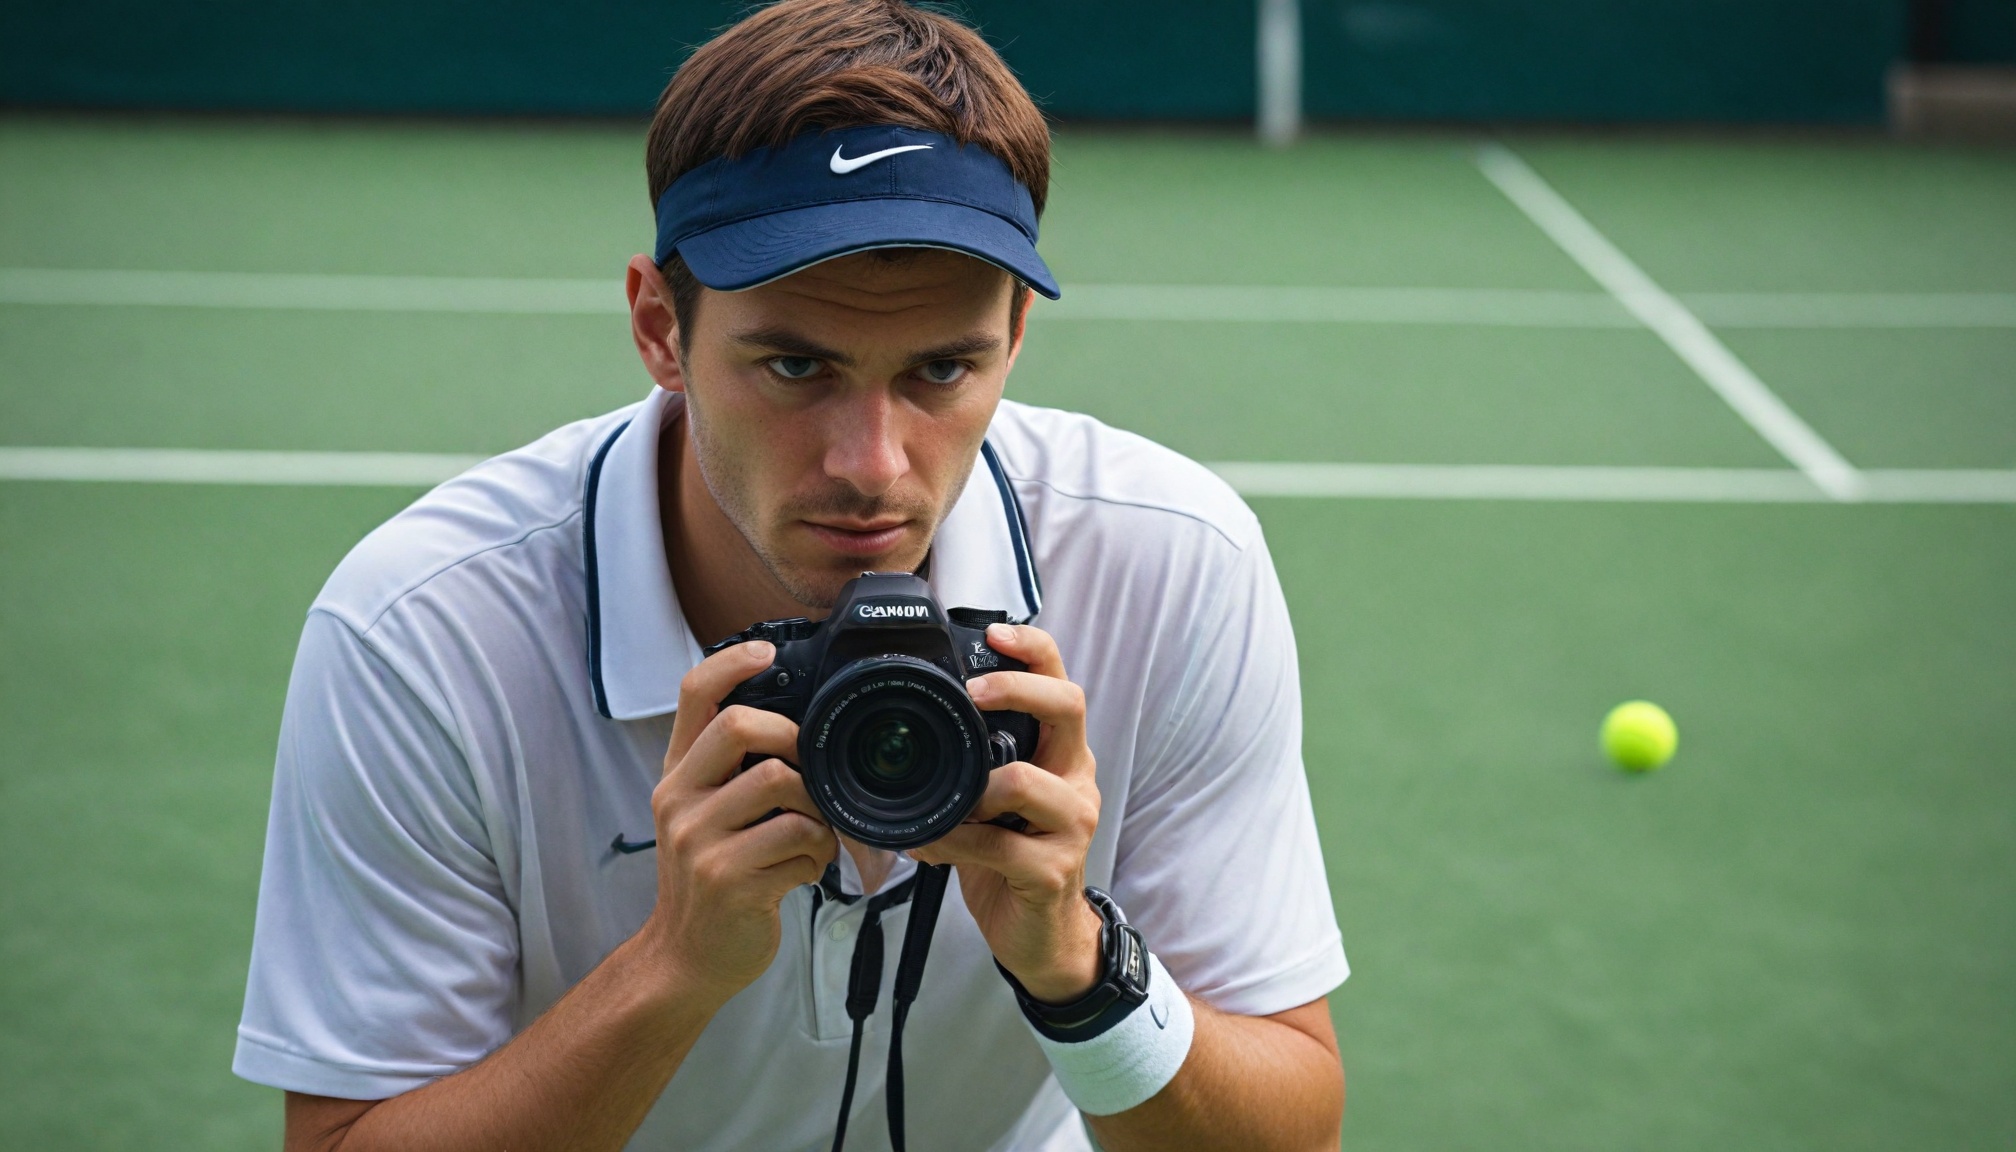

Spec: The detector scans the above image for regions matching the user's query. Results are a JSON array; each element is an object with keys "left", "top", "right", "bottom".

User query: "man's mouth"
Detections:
[{"left": 802, "top": 519, "right": 911, "bottom": 557}]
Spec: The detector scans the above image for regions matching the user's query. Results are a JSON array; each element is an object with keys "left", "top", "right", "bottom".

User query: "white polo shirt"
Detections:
[{"left": 235, "top": 387, "right": 1348, "bottom": 1151}]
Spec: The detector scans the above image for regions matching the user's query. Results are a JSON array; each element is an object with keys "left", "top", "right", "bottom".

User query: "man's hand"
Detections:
[
  {"left": 913, "top": 627, "right": 1345, "bottom": 1152},
  {"left": 639, "top": 640, "right": 840, "bottom": 1006},
  {"left": 912, "top": 623, "right": 1104, "bottom": 1004}
]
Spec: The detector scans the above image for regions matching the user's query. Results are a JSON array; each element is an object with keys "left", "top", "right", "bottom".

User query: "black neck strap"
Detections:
[{"left": 823, "top": 862, "right": 952, "bottom": 1152}]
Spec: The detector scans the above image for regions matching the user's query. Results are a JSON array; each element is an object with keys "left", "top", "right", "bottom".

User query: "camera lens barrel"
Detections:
[{"left": 798, "top": 655, "right": 992, "bottom": 850}]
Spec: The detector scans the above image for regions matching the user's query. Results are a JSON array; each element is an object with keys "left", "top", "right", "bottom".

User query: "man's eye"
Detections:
[
  {"left": 919, "top": 360, "right": 968, "bottom": 385},
  {"left": 768, "top": 356, "right": 821, "bottom": 380}
]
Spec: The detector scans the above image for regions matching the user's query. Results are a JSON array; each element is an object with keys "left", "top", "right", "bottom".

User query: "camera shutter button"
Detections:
[{"left": 771, "top": 618, "right": 817, "bottom": 642}]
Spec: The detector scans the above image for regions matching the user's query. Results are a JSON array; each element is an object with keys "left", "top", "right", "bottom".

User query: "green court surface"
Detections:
[{"left": 3, "top": 115, "right": 2014, "bottom": 1149}]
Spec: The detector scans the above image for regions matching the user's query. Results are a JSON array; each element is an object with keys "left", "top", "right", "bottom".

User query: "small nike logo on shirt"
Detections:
[{"left": 829, "top": 144, "right": 934, "bottom": 174}]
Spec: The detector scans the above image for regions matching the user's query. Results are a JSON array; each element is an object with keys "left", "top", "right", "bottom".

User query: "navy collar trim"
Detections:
[
  {"left": 583, "top": 426, "right": 1041, "bottom": 721},
  {"left": 582, "top": 418, "right": 630, "bottom": 720},
  {"left": 981, "top": 440, "right": 1042, "bottom": 621}
]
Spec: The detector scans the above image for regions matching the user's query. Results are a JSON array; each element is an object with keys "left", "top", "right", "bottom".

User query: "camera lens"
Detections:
[
  {"left": 850, "top": 712, "right": 939, "bottom": 799},
  {"left": 799, "top": 655, "right": 992, "bottom": 850}
]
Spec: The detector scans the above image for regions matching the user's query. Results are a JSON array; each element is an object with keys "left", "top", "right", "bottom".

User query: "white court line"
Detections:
[
  {"left": 0, "top": 268, "right": 621, "bottom": 313},
  {"left": 5, "top": 267, "right": 2014, "bottom": 329},
  {"left": 1213, "top": 462, "right": 1826, "bottom": 502},
  {"left": 4, "top": 447, "right": 2012, "bottom": 503},
  {"left": 0, "top": 447, "right": 484, "bottom": 486},
  {"left": 1045, "top": 284, "right": 1632, "bottom": 326},
  {"left": 1210, "top": 462, "right": 2016, "bottom": 503},
  {"left": 1474, "top": 144, "right": 1867, "bottom": 503},
  {"left": 1686, "top": 291, "right": 2016, "bottom": 329},
  {"left": 1054, "top": 286, "right": 2016, "bottom": 327}
]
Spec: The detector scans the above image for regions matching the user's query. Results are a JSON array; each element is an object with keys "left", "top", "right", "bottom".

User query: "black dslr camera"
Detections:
[{"left": 707, "top": 572, "right": 1039, "bottom": 850}]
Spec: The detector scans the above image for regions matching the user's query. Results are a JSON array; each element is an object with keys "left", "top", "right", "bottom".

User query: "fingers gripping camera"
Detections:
[{"left": 707, "top": 572, "right": 1041, "bottom": 850}]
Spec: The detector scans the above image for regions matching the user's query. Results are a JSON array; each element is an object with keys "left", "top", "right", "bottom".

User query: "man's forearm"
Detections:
[
  {"left": 286, "top": 933, "right": 722, "bottom": 1152},
  {"left": 1085, "top": 998, "right": 1344, "bottom": 1152}
]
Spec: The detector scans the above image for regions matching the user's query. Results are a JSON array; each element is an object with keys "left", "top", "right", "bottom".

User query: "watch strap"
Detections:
[{"left": 999, "top": 887, "right": 1152, "bottom": 1042}]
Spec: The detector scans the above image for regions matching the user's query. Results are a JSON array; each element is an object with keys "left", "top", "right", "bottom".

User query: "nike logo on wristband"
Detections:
[
  {"left": 829, "top": 144, "right": 934, "bottom": 174},
  {"left": 1150, "top": 1002, "right": 1169, "bottom": 1030}
]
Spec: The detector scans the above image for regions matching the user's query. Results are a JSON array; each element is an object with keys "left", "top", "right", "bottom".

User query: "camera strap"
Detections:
[
  {"left": 825, "top": 862, "right": 953, "bottom": 1152},
  {"left": 886, "top": 862, "right": 950, "bottom": 1151}
]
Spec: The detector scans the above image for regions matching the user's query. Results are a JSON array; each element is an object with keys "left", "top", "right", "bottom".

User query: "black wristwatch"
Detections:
[{"left": 998, "top": 887, "right": 1152, "bottom": 1042}]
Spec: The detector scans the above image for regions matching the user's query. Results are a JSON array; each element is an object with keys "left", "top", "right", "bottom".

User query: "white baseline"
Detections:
[
  {"left": 0, "top": 268, "right": 622, "bottom": 314},
  {"left": 4, "top": 268, "right": 2013, "bottom": 328},
  {"left": 0, "top": 447, "right": 485, "bottom": 486},
  {"left": 3, "top": 448, "right": 2012, "bottom": 504}
]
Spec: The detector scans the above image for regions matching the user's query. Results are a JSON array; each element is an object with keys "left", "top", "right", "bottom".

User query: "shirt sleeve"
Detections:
[
  {"left": 1107, "top": 527, "right": 1348, "bottom": 1018},
  {"left": 233, "top": 610, "right": 519, "bottom": 1099}
]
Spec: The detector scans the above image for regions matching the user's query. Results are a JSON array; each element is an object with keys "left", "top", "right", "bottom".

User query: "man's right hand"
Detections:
[{"left": 638, "top": 640, "right": 838, "bottom": 1006}]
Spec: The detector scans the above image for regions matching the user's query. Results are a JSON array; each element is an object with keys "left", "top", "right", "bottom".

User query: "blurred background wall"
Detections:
[{"left": 3, "top": 0, "right": 2012, "bottom": 124}]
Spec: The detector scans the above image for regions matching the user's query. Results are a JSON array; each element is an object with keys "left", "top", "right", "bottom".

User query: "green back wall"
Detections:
[
  {"left": 1302, "top": 1, "right": 1902, "bottom": 122},
  {"left": 2, "top": 1, "right": 2012, "bottom": 123}
]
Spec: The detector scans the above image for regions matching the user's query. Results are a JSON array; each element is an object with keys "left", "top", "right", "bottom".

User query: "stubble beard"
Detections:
[{"left": 682, "top": 390, "right": 969, "bottom": 610}]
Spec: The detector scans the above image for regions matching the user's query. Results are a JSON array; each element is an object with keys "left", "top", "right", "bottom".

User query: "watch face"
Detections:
[{"left": 1118, "top": 925, "right": 1150, "bottom": 995}]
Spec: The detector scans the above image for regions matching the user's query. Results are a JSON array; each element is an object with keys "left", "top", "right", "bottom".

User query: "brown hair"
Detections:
[{"left": 646, "top": 0, "right": 1050, "bottom": 343}]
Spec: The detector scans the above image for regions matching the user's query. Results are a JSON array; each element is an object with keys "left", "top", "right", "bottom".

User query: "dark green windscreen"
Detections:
[{"left": 1, "top": 1, "right": 2011, "bottom": 122}]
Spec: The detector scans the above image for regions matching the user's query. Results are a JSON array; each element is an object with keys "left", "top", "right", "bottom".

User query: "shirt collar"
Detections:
[{"left": 585, "top": 388, "right": 1041, "bottom": 721}]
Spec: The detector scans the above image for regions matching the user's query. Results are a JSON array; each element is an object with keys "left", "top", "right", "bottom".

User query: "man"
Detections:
[{"left": 235, "top": 2, "right": 1348, "bottom": 1149}]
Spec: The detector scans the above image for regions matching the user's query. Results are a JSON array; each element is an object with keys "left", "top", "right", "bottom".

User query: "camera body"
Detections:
[{"left": 708, "top": 572, "right": 1040, "bottom": 850}]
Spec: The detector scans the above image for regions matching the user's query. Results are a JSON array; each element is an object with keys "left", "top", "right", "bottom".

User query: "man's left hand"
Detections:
[{"left": 910, "top": 623, "right": 1104, "bottom": 1004}]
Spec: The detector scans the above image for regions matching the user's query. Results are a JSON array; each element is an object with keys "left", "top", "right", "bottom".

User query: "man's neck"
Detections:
[{"left": 656, "top": 407, "right": 817, "bottom": 648}]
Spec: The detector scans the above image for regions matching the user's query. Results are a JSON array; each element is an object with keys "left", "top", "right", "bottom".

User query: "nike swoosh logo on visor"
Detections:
[
  {"left": 1150, "top": 1003, "right": 1168, "bottom": 1030},
  {"left": 829, "top": 144, "right": 934, "bottom": 174}
]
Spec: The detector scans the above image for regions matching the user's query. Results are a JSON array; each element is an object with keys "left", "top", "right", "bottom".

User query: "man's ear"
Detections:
[
  {"left": 1004, "top": 282, "right": 1037, "bottom": 370},
  {"left": 626, "top": 254, "right": 687, "bottom": 393}
]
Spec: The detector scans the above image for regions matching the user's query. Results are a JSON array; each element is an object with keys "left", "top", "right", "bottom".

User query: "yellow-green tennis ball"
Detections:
[{"left": 1601, "top": 701, "right": 1677, "bottom": 772}]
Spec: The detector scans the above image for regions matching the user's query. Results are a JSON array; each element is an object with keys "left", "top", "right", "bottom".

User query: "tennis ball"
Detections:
[{"left": 1601, "top": 700, "right": 1677, "bottom": 772}]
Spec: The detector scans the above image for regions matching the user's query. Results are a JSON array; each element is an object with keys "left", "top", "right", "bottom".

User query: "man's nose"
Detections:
[{"left": 822, "top": 388, "right": 909, "bottom": 499}]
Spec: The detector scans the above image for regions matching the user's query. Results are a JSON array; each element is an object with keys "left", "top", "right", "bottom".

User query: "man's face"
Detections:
[{"left": 667, "top": 250, "right": 1025, "bottom": 609}]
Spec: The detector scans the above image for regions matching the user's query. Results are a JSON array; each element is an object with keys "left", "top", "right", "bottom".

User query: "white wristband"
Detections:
[{"left": 1028, "top": 952, "right": 1195, "bottom": 1116}]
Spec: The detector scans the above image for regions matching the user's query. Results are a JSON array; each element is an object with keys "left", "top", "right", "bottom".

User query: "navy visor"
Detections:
[{"left": 654, "top": 125, "right": 1058, "bottom": 299}]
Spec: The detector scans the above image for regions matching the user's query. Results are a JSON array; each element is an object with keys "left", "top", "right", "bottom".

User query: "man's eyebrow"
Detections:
[
  {"left": 727, "top": 329, "right": 1005, "bottom": 368},
  {"left": 906, "top": 333, "right": 1003, "bottom": 362},
  {"left": 728, "top": 327, "right": 855, "bottom": 368}
]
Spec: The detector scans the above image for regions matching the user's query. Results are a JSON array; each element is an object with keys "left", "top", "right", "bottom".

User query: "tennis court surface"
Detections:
[{"left": 3, "top": 114, "right": 2012, "bottom": 1148}]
